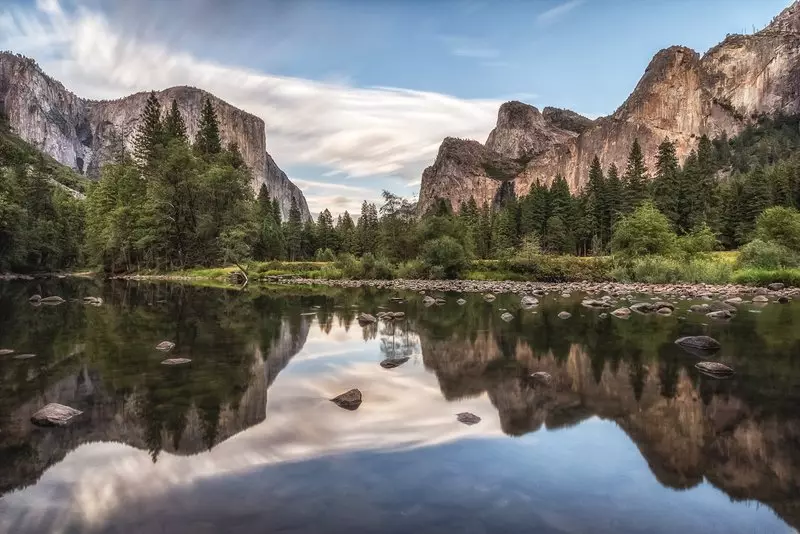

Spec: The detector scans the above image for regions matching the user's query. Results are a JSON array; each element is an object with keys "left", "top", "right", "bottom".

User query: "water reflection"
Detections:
[{"left": 0, "top": 281, "right": 798, "bottom": 533}]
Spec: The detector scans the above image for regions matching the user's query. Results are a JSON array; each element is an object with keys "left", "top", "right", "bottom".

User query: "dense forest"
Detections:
[{"left": 1, "top": 95, "right": 800, "bottom": 277}]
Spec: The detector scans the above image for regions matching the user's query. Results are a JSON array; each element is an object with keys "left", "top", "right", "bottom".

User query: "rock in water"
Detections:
[
  {"left": 768, "top": 282, "right": 785, "bottom": 291},
  {"left": 500, "top": 312, "right": 514, "bottom": 322},
  {"left": 331, "top": 389, "right": 362, "bottom": 411},
  {"left": 29, "top": 294, "right": 42, "bottom": 302},
  {"left": 530, "top": 371, "right": 552, "bottom": 385},
  {"left": 13, "top": 353, "right": 36, "bottom": 360},
  {"left": 521, "top": 296, "right": 538, "bottom": 309},
  {"left": 557, "top": 311, "right": 571, "bottom": 320},
  {"left": 630, "top": 302, "right": 655, "bottom": 314},
  {"left": 483, "top": 293, "right": 496, "bottom": 302},
  {"left": 695, "top": 361, "right": 734, "bottom": 379},
  {"left": 706, "top": 310, "right": 734, "bottom": 320},
  {"left": 161, "top": 358, "right": 191, "bottom": 366},
  {"left": 40, "top": 296, "right": 65, "bottom": 305},
  {"left": 778, "top": 296, "right": 791, "bottom": 304},
  {"left": 752, "top": 295, "right": 769, "bottom": 303},
  {"left": 357, "top": 313, "right": 377, "bottom": 325},
  {"left": 155, "top": 341, "right": 175, "bottom": 352},
  {"left": 707, "top": 301, "right": 736, "bottom": 312},
  {"left": 380, "top": 357, "right": 410, "bottom": 369},
  {"left": 390, "top": 311, "right": 405, "bottom": 319},
  {"left": 657, "top": 307, "right": 673, "bottom": 315},
  {"left": 422, "top": 296, "right": 437, "bottom": 307},
  {"left": 675, "top": 336, "right": 721, "bottom": 351},
  {"left": 456, "top": 298, "right": 467, "bottom": 306},
  {"left": 724, "top": 297, "right": 743, "bottom": 305},
  {"left": 581, "top": 299, "right": 611, "bottom": 308},
  {"left": 0, "top": 349, "right": 14, "bottom": 356},
  {"left": 654, "top": 301, "right": 675, "bottom": 311},
  {"left": 456, "top": 412, "right": 481, "bottom": 425},
  {"left": 611, "top": 307, "right": 631, "bottom": 318},
  {"left": 31, "top": 403, "right": 83, "bottom": 427},
  {"left": 83, "top": 296, "right": 103, "bottom": 306}
]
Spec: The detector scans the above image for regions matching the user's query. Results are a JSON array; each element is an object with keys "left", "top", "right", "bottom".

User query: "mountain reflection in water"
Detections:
[{"left": 0, "top": 280, "right": 798, "bottom": 534}]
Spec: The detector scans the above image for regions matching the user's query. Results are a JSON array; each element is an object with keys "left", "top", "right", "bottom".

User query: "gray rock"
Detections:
[
  {"left": 654, "top": 301, "right": 675, "bottom": 311},
  {"left": 357, "top": 313, "right": 377, "bottom": 325},
  {"left": 695, "top": 361, "right": 734, "bottom": 379},
  {"left": 390, "top": 311, "right": 406, "bottom": 319},
  {"left": 521, "top": 295, "right": 539, "bottom": 308},
  {"left": 558, "top": 311, "right": 572, "bottom": 320},
  {"left": 83, "top": 296, "right": 103, "bottom": 306},
  {"left": 40, "top": 296, "right": 65, "bottom": 305},
  {"left": 483, "top": 293, "right": 496, "bottom": 302},
  {"left": 28, "top": 294, "right": 42, "bottom": 302},
  {"left": 768, "top": 282, "right": 785, "bottom": 291},
  {"left": 675, "top": 336, "right": 721, "bottom": 351},
  {"left": 707, "top": 301, "right": 737, "bottom": 312},
  {"left": 31, "top": 403, "right": 83, "bottom": 427},
  {"left": 380, "top": 357, "right": 410, "bottom": 369},
  {"left": 500, "top": 312, "right": 514, "bottom": 322},
  {"left": 656, "top": 307, "right": 673, "bottom": 315},
  {"left": 752, "top": 295, "right": 769, "bottom": 303},
  {"left": 13, "top": 353, "right": 36, "bottom": 360},
  {"left": 778, "top": 295, "right": 791, "bottom": 304},
  {"left": 0, "top": 349, "right": 14, "bottom": 356},
  {"left": 630, "top": 302, "right": 655, "bottom": 314},
  {"left": 599, "top": 312, "right": 608, "bottom": 319},
  {"left": 456, "top": 412, "right": 481, "bottom": 425},
  {"left": 582, "top": 299, "right": 611, "bottom": 308},
  {"left": 422, "top": 296, "right": 436, "bottom": 307},
  {"left": 724, "top": 297, "right": 743, "bottom": 305},
  {"left": 529, "top": 371, "right": 552, "bottom": 385},
  {"left": 161, "top": 358, "right": 191, "bottom": 365},
  {"left": 689, "top": 304, "right": 710, "bottom": 313},
  {"left": 155, "top": 341, "right": 175, "bottom": 352},
  {"left": 456, "top": 298, "right": 467, "bottom": 305},
  {"left": 706, "top": 310, "right": 735, "bottom": 320},
  {"left": 611, "top": 307, "right": 631, "bottom": 318},
  {"left": 330, "top": 389, "right": 362, "bottom": 410}
]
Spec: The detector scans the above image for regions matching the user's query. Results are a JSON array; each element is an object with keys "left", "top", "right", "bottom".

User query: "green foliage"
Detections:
[
  {"left": 731, "top": 268, "right": 800, "bottom": 287},
  {"left": 754, "top": 206, "right": 800, "bottom": 251},
  {"left": 421, "top": 236, "right": 469, "bottom": 279},
  {"left": 676, "top": 223, "right": 719, "bottom": 257},
  {"left": 611, "top": 201, "right": 677, "bottom": 258},
  {"left": 737, "top": 239, "right": 799, "bottom": 270},
  {"left": 195, "top": 97, "right": 222, "bottom": 157},
  {"left": 315, "top": 248, "right": 336, "bottom": 262}
]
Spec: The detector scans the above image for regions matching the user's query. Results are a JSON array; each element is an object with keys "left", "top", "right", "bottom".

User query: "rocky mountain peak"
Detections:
[
  {"left": 542, "top": 107, "right": 594, "bottom": 134},
  {"left": 766, "top": 0, "right": 800, "bottom": 33},
  {"left": 485, "top": 100, "right": 577, "bottom": 160}
]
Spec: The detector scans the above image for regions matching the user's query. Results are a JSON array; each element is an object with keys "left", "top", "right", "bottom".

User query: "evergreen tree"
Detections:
[
  {"left": 652, "top": 138, "right": 680, "bottom": 228},
  {"left": 605, "top": 163, "right": 624, "bottom": 236},
  {"left": 492, "top": 200, "right": 518, "bottom": 257},
  {"left": 542, "top": 215, "right": 573, "bottom": 254},
  {"left": 286, "top": 197, "right": 303, "bottom": 260},
  {"left": 163, "top": 99, "right": 187, "bottom": 142},
  {"left": 623, "top": 139, "right": 648, "bottom": 211},
  {"left": 195, "top": 97, "right": 222, "bottom": 157},
  {"left": 584, "top": 156, "right": 607, "bottom": 251},
  {"left": 133, "top": 91, "right": 164, "bottom": 171},
  {"left": 271, "top": 198, "right": 282, "bottom": 225},
  {"left": 316, "top": 209, "right": 335, "bottom": 251},
  {"left": 335, "top": 211, "right": 356, "bottom": 254}
]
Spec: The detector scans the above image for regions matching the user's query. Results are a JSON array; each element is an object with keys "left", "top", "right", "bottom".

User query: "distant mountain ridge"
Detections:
[
  {"left": 418, "top": 0, "right": 800, "bottom": 214},
  {"left": 0, "top": 52, "right": 311, "bottom": 221}
]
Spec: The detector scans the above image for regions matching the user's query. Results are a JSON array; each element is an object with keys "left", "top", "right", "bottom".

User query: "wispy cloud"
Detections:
[
  {"left": 0, "top": 1, "right": 502, "bottom": 189},
  {"left": 536, "top": 0, "right": 584, "bottom": 26}
]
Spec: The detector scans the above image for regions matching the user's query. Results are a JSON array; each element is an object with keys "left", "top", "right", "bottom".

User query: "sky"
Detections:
[{"left": 0, "top": 0, "right": 793, "bottom": 216}]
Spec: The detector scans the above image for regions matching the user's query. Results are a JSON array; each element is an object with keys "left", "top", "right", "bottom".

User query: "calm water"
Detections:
[{"left": 0, "top": 280, "right": 799, "bottom": 534}]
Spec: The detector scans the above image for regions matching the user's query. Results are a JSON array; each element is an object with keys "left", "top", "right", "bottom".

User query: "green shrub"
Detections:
[
  {"left": 754, "top": 206, "right": 800, "bottom": 252},
  {"left": 397, "top": 259, "right": 425, "bottom": 279},
  {"left": 314, "top": 248, "right": 336, "bottom": 262},
  {"left": 731, "top": 268, "right": 800, "bottom": 287},
  {"left": 612, "top": 255, "right": 734, "bottom": 284},
  {"left": 611, "top": 201, "right": 677, "bottom": 258},
  {"left": 334, "top": 253, "right": 362, "bottom": 278},
  {"left": 677, "top": 223, "right": 719, "bottom": 257},
  {"left": 500, "top": 255, "right": 612, "bottom": 282},
  {"left": 421, "top": 236, "right": 469, "bottom": 279},
  {"left": 738, "top": 239, "right": 799, "bottom": 269}
]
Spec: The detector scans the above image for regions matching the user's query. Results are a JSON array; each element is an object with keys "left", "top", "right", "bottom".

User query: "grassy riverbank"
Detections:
[{"left": 142, "top": 252, "right": 800, "bottom": 287}]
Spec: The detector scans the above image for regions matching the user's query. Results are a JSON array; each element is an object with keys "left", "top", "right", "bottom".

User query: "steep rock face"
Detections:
[
  {"left": 0, "top": 52, "right": 311, "bottom": 220},
  {"left": 485, "top": 100, "right": 577, "bottom": 160},
  {"left": 419, "top": 0, "right": 800, "bottom": 209}
]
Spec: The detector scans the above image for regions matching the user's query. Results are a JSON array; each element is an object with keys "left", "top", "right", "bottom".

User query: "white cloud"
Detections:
[
  {"left": 536, "top": 0, "right": 584, "bottom": 25},
  {"left": 0, "top": 1, "right": 502, "bottom": 186}
]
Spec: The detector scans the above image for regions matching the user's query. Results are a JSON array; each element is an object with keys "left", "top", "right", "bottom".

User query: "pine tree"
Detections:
[
  {"left": 584, "top": 156, "right": 607, "bottom": 251},
  {"left": 652, "top": 138, "right": 680, "bottom": 227},
  {"left": 623, "top": 139, "right": 648, "bottom": 212},
  {"left": 195, "top": 97, "right": 222, "bottom": 157},
  {"left": 336, "top": 211, "right": 356, "bottom": 254},
  {"left": 286, "top": 197, "right": 302, "bottom": 260},
  {"left": 605, "top": 163, "right": 624, "bottom": 236},
  {"left": 492, "top": 200, "right": 518, "bottom": 256},
  {"left": 316, "top": 209, "right": 335, "bottom": 251},
  {"left": 271, "top": 198, "right": 282, "bottom": 225},
  {"left": 133, "top": 91, "right": 164, "bottom": 171},
  {"left": 163, "top": 99, "right": 187, "bottom": 142}
]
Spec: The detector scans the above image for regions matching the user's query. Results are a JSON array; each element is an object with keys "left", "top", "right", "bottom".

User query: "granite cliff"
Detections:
[
  {"left": 419, "top": 1, "right": 800, "bottom": 213},
  {"left": 0, "top": 52, "right": 310, "bottom": 221}
]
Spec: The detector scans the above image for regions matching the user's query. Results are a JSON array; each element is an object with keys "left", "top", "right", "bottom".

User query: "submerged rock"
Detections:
[
  {"left": 155, "top": 341, "right": 175, "bottom": 352},
  {"left": 654, "top": 301, "right": 675, "bottom": 311},
  {"left": 330, "top": 389, "right": 362, "bottom": 410},
  {"left": 456, "top": 298, "right": 467, "bottom": 305},
  {"left": 706, "top": 310, "right": 735, "bottom": 320},
  {"left": 40, "top": 296, "right": 65, "bottom": 305},
  {"left": 28, "top": 294, "right": 42, "bottom": 302},
  {"left": 83, "top": 296, "right": 103, "bottom": 307},
  {"left": 422, "top": 296, "right": 436, "bottom": 307},
  {"left": 161, "top": 358, "right": 191, "bottom": 365},
  {"left": 656, "top": 307, "right": 673, "bottom": 315},
  {"left": 0, "top": 349, "right": 14, "bottom": 356},
  {"left": 456, "top": 412, "right": 481, "bottom": 425},
  {"left": 581, "top": 299, "right": 611, "bottom": 309},
  {"left": 380, "top": 357, "right": 410, "bottom": 369},
  {"left": 675, "top": 336, "right": 721, "bottom": 351},
  {"left": 357, "top": 313, "right": 377, "bottom": 325},
  {"left": 778, "top": 295, "right": 791, "bottom": 304},
  {"left": 557, "top": 311, "right": 572, "bottom": 319},
  {"left": 724, "top": 297, "right": 743, "bottom": 305},
  {"left": 689, "top": 304, "right": 710, "bottom": 313},
  {"left": 630, "top": 302, "right": 655, "bottom": 314},
  {"left": 31, "top": 403, "right": 83, "bottom": 427},
  {"left": 13, "top": 353, "right": 36, "bottom": 360},
  {"left": 500, "top": 312, "right": 514, "bottom": 322},
  {"left": 530, "top": 371, "right": 552, "bottom": 385},
  {"left": 752, "top": 295, "right": 769, "bottom": 303},
  {"left": 521, "top": 295, "right": 539, "bottom": 308},
  {"left": 708, "top": 301, "right": 736, "bottom": 312},
  {"left": 695, "top": 361, "right": 735, "bottom": 379},
  {"left": 612, "top": 307, "right": 631, "bottom": 318},
  {"left": 768, "top": 282, "right": 785, "bottom": 291},
  {"left": 483, "top": 293, "right": 496, "bottom": 302}
]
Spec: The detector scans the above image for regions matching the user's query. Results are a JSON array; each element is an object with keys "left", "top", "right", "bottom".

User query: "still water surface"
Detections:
[{"left": 0, "top": 280, "right": 799, "bottom": 533}]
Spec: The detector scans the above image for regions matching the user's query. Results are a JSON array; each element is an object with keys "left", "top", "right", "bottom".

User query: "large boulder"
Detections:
[
  {"left": 695, "top": 361, "right": 734, "bottom": 379},
  {"left": 675, "top": 336, "right": 721, "bottom": 351},
  {"left": 357, "top": 313, "right": 377, "bottom": 325},
  {"left": 155, "top": 341, "right": 175, "bottom": 352},
  {"left": 380, "top": 357, "right": 410, "bottom": 369},
  {"left": 31, "top": 403, "right": 83, "bottom": 427}
]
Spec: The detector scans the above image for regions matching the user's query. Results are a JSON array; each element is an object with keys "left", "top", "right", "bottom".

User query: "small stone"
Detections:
[
  {"left": 630, "top": 302, "right": 655, "bottom": 314},
  {"left": 357, "top": 313, "right": 377, "bottom": 325},
  {"left": 611, "top": 307, "right": 631, "bottom": 318},
  {"left": 657, "top": 307, "right": 673, "bottom": 315},
  {"left": 706, "top": 310, "right": 734, "bottom": 320},
  {"left": 422, "top": 296, "right": 436, "bottom": 307},
  {"left": 483, "top": 293, "right": 496, "bottom": 302},
  {"left": 456, "top": 412, "right": 481, "bottom": 425},
  {"left": 654, "top": 301, "right": 675, "bottom": 311},
  {"left": 161, "top": 358, "right": 191, "bottom": 365},
  {"left": 500, "top": 312, "right": 514, "bottom": 322},
  {"left": 530, "top": 371, "right": 552, "bottom": 385},
  {"left": 0, "top": 349, "right": 14, "bottom": 356},
  {"left": 380, "top": 357, "right": 410, "bottom": 369},
  {"left": 689, "top": 304, "right": 709, "bottom": 313},
  {"left": 695, "top": 361, "right": 734, "bottom": 379},
  {"left": 83, "top": 296, "right": 103, "bottom": 306},
  {"left": 29, "top": 294, "right": 42, "bottom": 302},
  {"left": 752, "top": 295, "right": 769, "bottom": 303},
  {"left": 31, "top": 403, "right": 83, "bottom": 427},
  {"left": 13, "top": 353, "right": 36, "bottom": 360},
  {"left": 390, "top": 311, "right": 405, "bottom": 319},
  {"left": 40, "top": 296, "right": 65, "bottom": 305},
  {"left": 582, "top": 299, "right": 611, "bottom": 308},
  {"left": 768, "top": 283, "right": 785, "bottom": 291},
  {"left": 778, "top": 296, "right": 790, "bottom": 304},
  {"left": 558, "top": 311, "right": 571, "bottom": 320},
  {"left": 561, "top": 293, "right": 571, "bottom": 298},
  {"left": 155, "top": 341, "right": 175, "bottom": 352},
  {"left": 599, "top": 312, "right": 608, "bottom": 318},
  {"left": 724, "top": 297, "right": 743, "bottom": 305},
  {"left": 331, "top": 389, "right": 362, "bottom": 410},
  {"left": 521, "top": 296, "right": 539, "bottom": 308},
  {"left": 456, "top": 298, "right": 467, "bottom": 305},
  {"left": 675, "top": 336, "right": 721, "bottom": 351}
]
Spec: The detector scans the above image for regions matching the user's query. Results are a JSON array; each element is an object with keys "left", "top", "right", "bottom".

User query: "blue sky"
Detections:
[{"left": 0, "top": 0, "right": 793, "bottom": 215}]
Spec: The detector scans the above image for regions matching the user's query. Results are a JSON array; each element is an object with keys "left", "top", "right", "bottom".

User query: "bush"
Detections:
[
  {"left": 397, "top": 259, "right": 425, "bottom": 279},
  {"left": 611, "top": 255, "right": 734, "bottom": 284},
  {"left": 334, "top": 253, "right": 362, "bottom": 278},
  {"left": 677, "top": 223, "right": 719, "bottom": 257},
  {"left": 731, "top": 268, "right": 800, "bottom": 287},
  {"left": 421, "top": 236, "right": 469, "bottom": 279},
  {"left": 611, "top": 201, "right": 677, "bottom": 258},
  {"left": 738, "top": 239, "right": 800, "bottom": 269},
  {"left": 314, "top": 248, "right": 336, "bottom": 262},
  {"left": 754, "top": 206, "right": 800, "bottom": 252},
  {"left": 500, "top": 255, "right": 612, "bottom": 282}
]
